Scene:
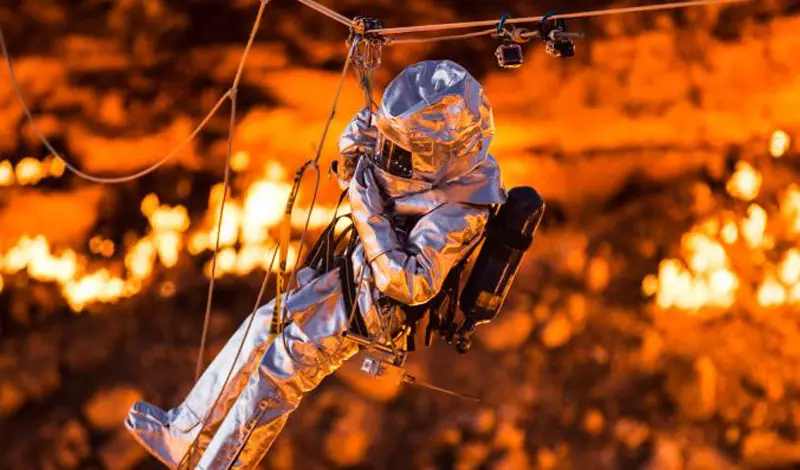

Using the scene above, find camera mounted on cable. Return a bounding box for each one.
[348,16,388,70]
[538,12,578,58]
[493,12,582,69]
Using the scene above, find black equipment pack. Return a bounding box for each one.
[301,186,545,355]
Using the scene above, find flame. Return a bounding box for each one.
[781,184,800,235]
[63,269,129,312]
[125,238,156,281]
[645,130,800,312]
[231,150,251,172]
[0,160,14,186]
[16,157,44,185]
[188,160,338,278]
[89,236,115,257]
[0,157,341,311]
[683,232,727,274]
[770,130,791,158]
[726,162,762,202]
[0,156,67,186]
[779,249,800,287]
[49,156,66,177]
[650,241,738,312]
[791,284,800,304]
[720,218,738,244]
[758,274,787,307]
[741,204,767,249]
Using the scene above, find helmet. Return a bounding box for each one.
[373,60,495,185]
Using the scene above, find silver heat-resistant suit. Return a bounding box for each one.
[125,59,507,469]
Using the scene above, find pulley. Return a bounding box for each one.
[348,16,388,70]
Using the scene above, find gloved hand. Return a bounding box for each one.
[335,107,378,190]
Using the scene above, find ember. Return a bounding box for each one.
[770,129,791,158]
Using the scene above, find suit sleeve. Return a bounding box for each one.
[348,163,489,306]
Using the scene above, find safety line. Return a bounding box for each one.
[296,0,353,26]
[0,22,232,184]
[376,0,749,36]
[194,0,272,381]
[180,34,358,469]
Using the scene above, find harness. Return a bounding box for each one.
[301,190,493,353]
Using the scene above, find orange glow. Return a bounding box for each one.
[242,181,290,243]
[779,249,800,287]
[649,258,738,312]
[231,150,251,172]
[645,141,800,312]
[49,155,66,177]
[720,219,738,244]
[726,161,762,201]
[189,160,335,279]
[781,184,800,235]
[63,269,128,312]
[741,204,767,249]
[791,284,800,305]
[15,157,44,186]
[0,160,14,185]
[758,274,787,307]
[3,195,195,310]
[125,238,156,281]
[770,130,791,158]
[2,156,67,186]
[683,232,727,274]
[89,235,115,257]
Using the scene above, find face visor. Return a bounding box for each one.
[374,133,413,179]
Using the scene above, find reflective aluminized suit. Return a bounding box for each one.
[125,60,507,470]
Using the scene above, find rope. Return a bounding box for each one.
[296,0,353,26]
[194,0,272,381]
[388,28,497,45]
[376,0,749,36]
[0,22,232,184]
[179,37,358,467]
[268,38,357,350]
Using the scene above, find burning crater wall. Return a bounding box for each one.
[1,1,800,470]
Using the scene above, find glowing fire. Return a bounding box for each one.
[782,184,800,235]
[0,156,66,186]
[188,160,341,278]
[0,155,340,312]
[726,161,762,201]
[644,131,800,312]
[770,130,791,158]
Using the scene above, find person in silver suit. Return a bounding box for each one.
[124,59,507,470]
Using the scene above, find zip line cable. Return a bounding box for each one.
[376,0,749,36]
[388,28,498,45]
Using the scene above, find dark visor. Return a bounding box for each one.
[377,137,413,179]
